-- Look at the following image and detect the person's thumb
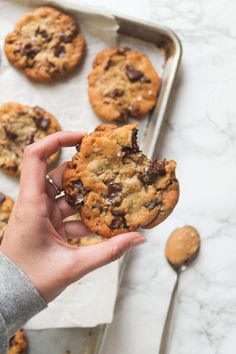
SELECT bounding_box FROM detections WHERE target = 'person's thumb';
[73,232,146,278]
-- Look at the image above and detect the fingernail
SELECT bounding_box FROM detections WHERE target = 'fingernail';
[131,235,146,247]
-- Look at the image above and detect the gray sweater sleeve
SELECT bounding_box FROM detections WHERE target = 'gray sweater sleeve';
[0,252,47,354]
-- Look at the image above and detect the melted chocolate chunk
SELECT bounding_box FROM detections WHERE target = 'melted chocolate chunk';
[125,65,144,82]
[54,44,66,57]
[23,43,39,59]
[34,116,50,130]
[116,47,131,55]
[140,75,151,83]
[139,160,167,185]
[110,215,127,229]
[144,199,161,210]
[71,180,87,207]
[60,33,75,43]
[105,89,124,99]
[107,183,122,198]
[122,128,140,155]
[106,182,122,205]
[36,28,51,40]
[33,107,51,130]
[104,58,113,71]
[3,127,17,140]
[152,160,167,176]
[0,193,6,205]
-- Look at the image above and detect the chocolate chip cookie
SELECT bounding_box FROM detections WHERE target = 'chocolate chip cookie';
[63,124,179,238]
[4,6,85,82]
[0,102,61,176]
[8,329,28,354]
[0,193,14,243]
[88,47,161,121]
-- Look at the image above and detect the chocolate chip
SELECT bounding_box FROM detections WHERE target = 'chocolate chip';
[33,107,51,130]
[26,135,34,145]
[36,28,50,40]
[105,89,124,99]
[122,128,140,155]
[125,65,144,82]
[152,160,167,176]
[144,199,161,210]
[60,33,75,43]
[104,58,113,71]
[0,193,6,205]
[116,47,131,55]
[107,183,122,198]
[3,127,17,140]
[46,62,61,78]
[54,44,66,57]
[139,160,167,185]
[34,117,50,130]
[110,215,127,229]
[106,182,122,205]
[140,75,151,83]
[23,43,39,59]
[71,180,87,207]
[75,143,81,152]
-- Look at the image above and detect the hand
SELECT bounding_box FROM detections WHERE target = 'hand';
[0,132,145,302]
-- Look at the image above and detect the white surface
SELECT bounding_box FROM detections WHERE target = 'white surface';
[75,1,236,354]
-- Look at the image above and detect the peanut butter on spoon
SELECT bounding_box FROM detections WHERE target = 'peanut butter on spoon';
[165,225,201,270]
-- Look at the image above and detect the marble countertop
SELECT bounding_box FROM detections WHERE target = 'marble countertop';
[80,0,235,353]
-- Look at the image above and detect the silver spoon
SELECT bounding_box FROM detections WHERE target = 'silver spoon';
[158,225,201,354]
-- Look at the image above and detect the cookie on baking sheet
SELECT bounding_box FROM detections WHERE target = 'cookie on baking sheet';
[4,6,85,83]
[8,329,28,354]
[0,193,14,243]
[88,47,161,122]
[0,102,61,176]
[63,124,179,238]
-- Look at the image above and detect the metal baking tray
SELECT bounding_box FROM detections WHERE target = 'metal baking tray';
[2,2,181,353]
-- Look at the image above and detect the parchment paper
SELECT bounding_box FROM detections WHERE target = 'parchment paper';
[0,0,165,328]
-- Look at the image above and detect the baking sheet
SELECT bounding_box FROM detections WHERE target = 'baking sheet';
[0,0,166,331]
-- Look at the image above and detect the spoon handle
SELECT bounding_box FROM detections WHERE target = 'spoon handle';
[158,271,180,354]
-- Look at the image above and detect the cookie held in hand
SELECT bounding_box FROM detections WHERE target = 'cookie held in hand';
[88,47,161,121]
[63,124,179,238]
[4,6,85,82]
[0,102,61,176]
[0,193,14,243]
